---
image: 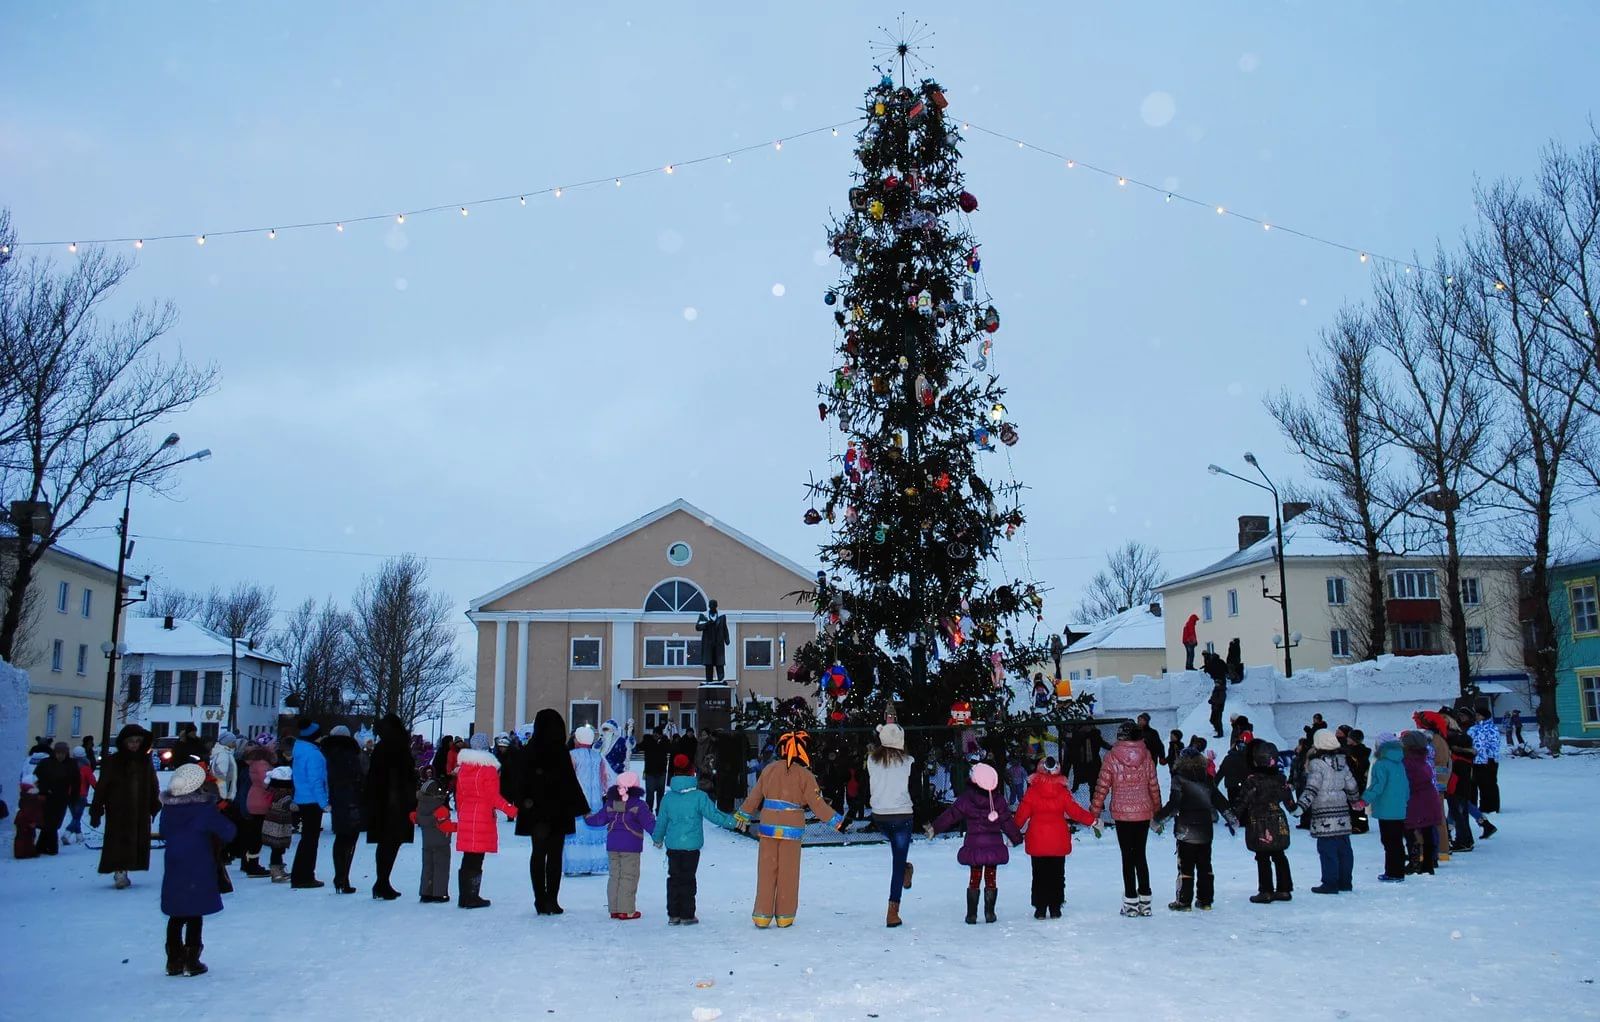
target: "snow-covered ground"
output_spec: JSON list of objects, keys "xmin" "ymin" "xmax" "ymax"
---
[{"xmin": 4, "ymin": 754, "xmax": 1597, "ymax": 1021}]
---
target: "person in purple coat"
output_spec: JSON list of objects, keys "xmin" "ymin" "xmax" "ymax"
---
[
  {"xmin": 1401, "ymin": 731, "xmax": 1443, "ymax": 875},
  {"xmin": 585, "ymin": 770, "xmax": 656, "ymax": 919},
  {"xmin": 159, "ymin": 764, "xmax": 238, "ymax": 978},
  {"xmin": 925, "ymin": 762, "xmax": 1023, "ymax": 924}
]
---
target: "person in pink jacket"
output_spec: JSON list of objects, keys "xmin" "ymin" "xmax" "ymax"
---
[
  {"xmin": 1090, "ymin": 722, "xmax": 1163, "ymax": 917},
  {"xmin": 453, "ymin": 733, "xmax": 517, "ymax": 909}
]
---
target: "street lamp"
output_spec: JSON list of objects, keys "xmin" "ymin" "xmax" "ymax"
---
[
  {"xmin": 101, "ymin": 437, "xmax": 212, "ymax": 749},
  {"xmin": 1207, "ymin": 453, "xmax": 1295, "ymax": 678}
]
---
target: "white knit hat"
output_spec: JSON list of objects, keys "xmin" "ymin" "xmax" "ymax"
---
[
  {"xmin": 169, "ymin": 763, "xmax": 206, "ymax": 797},
  {"xmin": 876, "ymin": 723, "xmax": 906, "ymax": 751},
  {"xmin": 574, "ymin": 725, "xmax": 596, "ymax": 746}
]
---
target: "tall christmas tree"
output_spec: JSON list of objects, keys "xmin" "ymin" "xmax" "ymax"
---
[{"xmin": 787, "ymin": 60, "xmax": 1050, "ymax": 734}]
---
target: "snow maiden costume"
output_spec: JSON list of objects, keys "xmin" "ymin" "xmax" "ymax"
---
[
  {"xmin": 565, "ymin": 725, "xmax": 611, "ymax": 876},
  {"xmin": 735, "ymin": 730, "xmax": 841, "ymax": 928}
]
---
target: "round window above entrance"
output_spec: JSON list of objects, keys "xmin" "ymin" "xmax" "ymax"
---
[{"xmin": 666, "ymin": 541, "xmax": 692, "ymax": 566}]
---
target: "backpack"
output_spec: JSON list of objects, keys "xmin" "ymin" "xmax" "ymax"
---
[{"xmin": 1248, "ymin": 802, "xmax": 1291, "ymax": 853}]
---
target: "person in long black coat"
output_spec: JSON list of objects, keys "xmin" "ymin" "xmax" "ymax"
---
[
  {"xmin": 91, "ymin": 724, "xmax": 161, "ymax": 886},
  {"xmin": 321, "ymin": 726, "xmax": 365, "ymax": 894},
  {"xmin": 362, "ymin": 713, "xmax": 418, "ymax": 900},
  {"xmin": 33, "ymin": 742, "xmax": 80, "ymax": 855},
  {"xmin": 513, "ymin": 708, "xmax": 590, "ymax": 914}
]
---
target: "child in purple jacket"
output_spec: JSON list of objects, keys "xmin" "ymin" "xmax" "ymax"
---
[
  {"xmin": 1401, "ymin": 731, "xmax": 1443, "ymax": 875},
  {"xmin": 585, "ymin": 770, "xmax": 656, "ymax": 919},
  {"xmin": 925, "ymin": 763, "xmax": 1024, "ymax": 924}
]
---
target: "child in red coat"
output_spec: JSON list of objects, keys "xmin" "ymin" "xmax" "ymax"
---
[
  {"xmin": 1013, "ymin": 757, "xmax": 1099, "ymax": 919},
  {"xmin": 453, "ymin": 734, "xmax": 517, "ymax": 909}
]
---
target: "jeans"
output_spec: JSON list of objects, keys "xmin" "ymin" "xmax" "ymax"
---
[
  {"xmin": 291, "ymin": 805, "xmax": 323, "ymax": 883},
  {"xmin": 666, "ymin": 849, "xmax": 701, "ymax": 919},
  {"xmin": 1115, "ymin": 820, "xmax": 1151, "ymax": 898},
  {"xmin": 1378, "ymin": 819, "xmax": 1408, "ymax": 878},
  {"xmin": 1184, "ymin": 642, "xmax": 1196, "ymax": 671},
  {"xmin": 1315, "ymin": 834, "xmax": 1353, "ymax": 890},
  {"xmin": 645, "ymin": 773, "xmax": 666, "ymax": 814},
  {"xmin": 67, "ymin": 797, "xmax": 87, "ymax": 833},
  {"xmin": 877, "ymin": 815, "xmax": 914, "ymax": 904}
]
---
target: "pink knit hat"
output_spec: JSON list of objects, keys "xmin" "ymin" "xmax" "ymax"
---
[
  {"xmin": 617, "ymin": 770, "xmax": 639, "ymax": 801},
  {"xmin": 969, "ymin": 763, "xmax": 1001, "ymax": 822}
]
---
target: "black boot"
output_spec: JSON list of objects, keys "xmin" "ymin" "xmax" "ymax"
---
[
  {"xmin": 183, "ymin": 945, "xmax": 208, "ymax": 977},
  {"xmin": 964, "ymin": 888, "xmax": 980, "ymax": 925},
  {"xmin": 1169, "ymin": 874, "xmax": 1194, "ymax": 911},
  {"xmin": 165, "ymin": 938, "xmax": 184, "ymax": 977},
  {"xmin": 458, "ymin": 867, "xmax": 489, "ymax": 909},
  {"xmin": 983, "ymin": 888, "xmax": 998, "ymax": 924},
  {"xmin": 1480, "ymin": 819, "xmax": 1497, "ymax": 840},
  {"xmin": 1197, "ymin": 871, "xmax": 1215, "ymax": 910}
]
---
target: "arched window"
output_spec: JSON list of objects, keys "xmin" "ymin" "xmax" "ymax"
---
[{"xmin": 644, "ymin": 578, "xmax": 708, "ymax": 614}]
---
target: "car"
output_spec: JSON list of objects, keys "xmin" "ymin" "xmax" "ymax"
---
[{"xmin": 152, "ymin": 736, "xmax": 181, "ymax": 771}]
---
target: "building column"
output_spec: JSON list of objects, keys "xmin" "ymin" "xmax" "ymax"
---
[
  {"xmin": 492, "ymin": 620, "xmax": 507, "ymax": 735},
  {"xmin": 611, "ymin": 620, "xmax": 635, "ymax": 727},
  {"xmin": 515, "ymin": 618, "xmax": 529, "ymax": 731}
]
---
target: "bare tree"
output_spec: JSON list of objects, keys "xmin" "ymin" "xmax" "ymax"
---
[
  {"xmin": 201, "ymin": 582, "xmax": 276, "ymax": 644},
  {"xmin": 1467, "ymin": 172, "xmax": 1598, "ymax": 751},
  {"xmin": 1268, "ymin": 308, "xmax": 1410, "ymax": 659},
  {"xmin": 279, "ymin": 596, "xmax": 354, "ymax": 720},
  {"xmin": 141, "ymin": 586, "xmax": 205, "ymax": 622},
  {"xmin": 1075, "ymin": 541, "xmax": 1165, "ymax": 623},
  {"xmin": 1369, "ymin": 257, "xmax": 1504, "ymax": 696},
  {"xmin": 0, "ymin": 225, "xmax": 218, "ymax": 660},
  {"xmin": 348, "ymin": 556, "xmax": 462, "ymax": 730}
]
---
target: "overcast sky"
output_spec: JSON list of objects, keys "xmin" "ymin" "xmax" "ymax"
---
[{"xmin": 5, "ymin": 3, "xmax": 1598, "ymax": 724}]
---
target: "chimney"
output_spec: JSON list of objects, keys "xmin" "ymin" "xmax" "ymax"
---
[
  {"xmin": 1282, "ymin": 501, "xmax": 1312, "ymax": 524},
  {"xmin": 1237, "ymin": 515, "xmax": 1270, "ymax": 551},
  {"xmin": 1148, "ymin": 602, "xmax": 1162, "ymax": 617},
  {"xmin": 163, "ymin": 615, "xmax": 175, "ymax": 630}
]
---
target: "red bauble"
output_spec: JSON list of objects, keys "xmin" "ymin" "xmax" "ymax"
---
[{"xmin": 958, "ymin": 191, "xmax": 979, "ymax": 213}]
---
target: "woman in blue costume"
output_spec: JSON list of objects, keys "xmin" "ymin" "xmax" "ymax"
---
[{"xmin": 565, "ymin": 724, "xmax": 610, "ymax": 876}]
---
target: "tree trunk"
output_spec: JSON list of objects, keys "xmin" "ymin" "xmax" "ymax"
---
[
  {"xmin": 0, "ymin": 532, "xmax": 40, "ymax": 662},
  {"xmin": 1441, "ymin": 504, "xmax": 1472, "ymax": 698},
  {"xmin": 1363, "ymin": 536, "xmax": 1387, "ymax": 660},
  {"xmin": 1527, "ymin": 536, "xmax": 1562, "ymax": 753}
]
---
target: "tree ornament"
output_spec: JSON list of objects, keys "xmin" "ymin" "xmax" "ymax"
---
[
  {"xmin": 948, "ymin": 701, "xmax": 973, "ymax": 726},
  {"xmin": 897, "ymin": 355, "xmax": 909, "ymax": 369},
  {"xmin": 824, "ymin": 290, "xmax": 838, "ymax": 306},
  {"xmin": 873, "ymin": 523, "xmax": 889, "ymax": 544},
  {"xmin": 935, "ymin": 471, "xmax": 951, "ymax": 491},
  {"xmin": 903, "ymin": 486, "xmax": 919, "ymax": 498},
  {"xmin": 907, "ymin": 99, "xmax": 926, "ymax": 122},
  {"xmin": 869, "ymin": 199, "xmax": 885, "ymax": 221},
  {"xmin": 817, "ymin": 401, "xmax": 827, "ymax": 421},
  {"xmin": 947, "ymin": 540, "xmax": 970, "ymax": 560},
  {"xmin": 874, "ymin": 99, "xmax": 886, "ymax": 116},
  {"xmin": 990, "ymin": 649, "xmax": 1006, "ymax": 689},
  {"xmin": 999, "ymin": 423, "xmax": 1019, "ymax": 447},
  {"xmin": 963, "ymin": 281, "xmax": 974, "ymax": 301},
  {"xmin": 884, "ymin": 174, "xmax": 899, "ymax": 190},
  {"xmin": 914, "ymin": 373, "xmax": 934, "ymax": 406},
  {"xmin": 989, "ymin": 401, "xmax": 1007, "ymax": 423},
  {"xmin": 857, "ymin": 450, "xmax": 872, "ymax": 475},
  {"xmin": 958, "ymin": 191, "xmax": 979, "ymax": 213},
  {"xmin": 967, "ymin": 247, "xmax": 981, "ymax": 273},
  {"xmin": 925, "ymin": 86, "xmax": 948, "ymax": 110},
  {"xmin": 804, "ymin": 508, "xmax": 822, "ymax": 525},
  {"xmin": 834, "ymin": 368, "xmax": 851, "ymax": 393},
  {"xmin": 916, "ymin": 290, "xmax": 933, "ymax": 316},
  {"xmin": 844, "ymin": 442, "xmax": 858, "ymax": 471},
  {"xmin": 983, "ymin": 306, "xmax": 1000, "ymax": 333},
  {"xmin": 849, "ymin": 187, "xmax": 869, "ymax": 212},
  {"xmin": 972, "ymin": 426, "xmax": 994, "ymax": 450},
  {"xmin": 850, "ymin": 305, "xmax": 865, "ymax": 322},
  {"xmin": 871, "ymin": 374, "xmax": 889, "ymax": 395}
]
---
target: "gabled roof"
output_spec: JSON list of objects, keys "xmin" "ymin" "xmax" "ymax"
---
[
  {"xmin": 0, "ymin": 523, "xmax": 119, "ymax": 578},
  {"xmin": 1064, "ymin": 599, "xmax": 1166, "ymax": 654},
  {"xmin": 123, "ymin": 616, "xmax": 290, "ymax": 666},
  {"xmin": 468, "ymin": 498, "xmax": 816, "ymax": 612}
]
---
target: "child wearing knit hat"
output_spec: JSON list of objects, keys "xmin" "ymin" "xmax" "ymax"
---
[
  {"xmin": 585, "ymin": 770, "xmax": 656, "ymax": 919},
  {"xmin": 160, "ymin": 763, "xmax": 236, "ymax": 977},
  {"xmin": 926, "ymin": 762, "xmax": 1024, "ymax": 924},
  {"xmin": 651, "ymin": 754, "xmax": 737, "ymax": 924}
]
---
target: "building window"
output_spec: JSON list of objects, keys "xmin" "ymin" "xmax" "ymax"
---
[
  {"xmin": 76, "ymin": 643, "xmax": 88, "ymax": 675},
  {"xmin": 1204, "ymin": 641, "xmax": 1216, "ymax": 655},
  {"xmin": 1581, "ymin": 672, "xmax": 1600, "ymax": 727},
  {"xmin": 176, "ymin": 670, "xmax": 198, "ymax": 705},
  {"xmin": 1389, "ymin": 569, "xmax": 1438, "ymax": 600},
  {"xmin": 1201, "ymin": 596, "xmax": 1213, "ymax": 622},
  {"xmin": 569, "ymin": 700, "xmax": 601, "ymax": 733},
  {"xmin": 70, "ymin": 705, "xmax": 82, "ymax": 735},
  {"xmin": 51, "ymin": 639, "xmax": 64, "ymax": 672},
  {"xmin": 1327, "ymin": 577, "xmax": 1348, "ymax": 606},
  {"xmin": 1330, "ymin": 628, "xmax": 1351, "ymax": 659},
  {"xmin": 644, "ymin": 636, "xmax": 702, "ymax": 668},
  {"xmin": 1226, "ymin": 589, "xmax": 1239, "ymax": 617},
  {"xmin": 126, "ymin": 673, "xmax": 142, "ymax": 703},
  {"xmin": 81, "ymin": 587, "xmax": 93, "ymax": 618},
  {"xmin": 152, "ymin": 670, "xmax": 173, "ymax": 705},
  {"xmin": 1068, "ymin": 671, "xmax": 1080, "ymax": 681},
  {"xmin": 45, "ymin": 704, "xmax": 57, "ymax": 736},
  {"xmin": 1084, "ymin": 668, "xmax": 1092, "ymax": 679},
  {"xmin": 57, "ymin": 580, "xmax": 69, "ymax": 613},
  {"xmin": 1461, "ymin": 577, "xmax": 1481, "ymax": 607},
  {"xmin": 1393, "ymin": 623, "xmax": 1435, "ymax": 653},
  {"xmin": 150, "ymin": 721, "xmax": 170, "ymax": 739},
  {"xmin": 744, "ymin": 637, "xmax": 773, "ymax": 669},
  {"xmin": 570, "ymin": 637, "xmax": 602, "ymax": 670},
  {"xmin": 666, "ymin": 542, "xmax": 693, "ymax": 567},
  {"xmin": 200, "ymin": 722, "xmax": 220, "ymax": 742},
  {"xmin": 1570, "ymin": 579, "xmax": 1599, "ymax": 637},
  {"xmin": 1465, "ymin": 627, "xmax": 1487, "ymax": 655},
  {"xmin": 644, "ymin": 579, "xmax": 708, "ymax": 614},
  {"xmin": 202, "ymin": 671, "xmax": 224, "ymax": 706}
]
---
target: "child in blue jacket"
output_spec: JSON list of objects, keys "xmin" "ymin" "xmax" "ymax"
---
[{"xmin": 651, "ymin": 754, "xmax": 737, "ymax": 924}]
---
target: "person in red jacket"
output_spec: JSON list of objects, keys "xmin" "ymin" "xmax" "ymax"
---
[
  {"xmin": 1091, "ymin": 722, "xmax": 1164, "ymax": 917},
  {"xmin": 1013, "ymin": 757, "xmax": 1099, "ymax": 919},
  {"xmin": 453, "ymin": 733, "xmax": 517, "ymax": 909},
  {"xmin": 1181, "ymin": 614, "xmax": 1200, "ymax": 671}
]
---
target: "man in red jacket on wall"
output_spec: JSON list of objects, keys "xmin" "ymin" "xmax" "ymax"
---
[{"xmin": 1182, "ymin": 614, "xmax": 1200, "ymax": 671}]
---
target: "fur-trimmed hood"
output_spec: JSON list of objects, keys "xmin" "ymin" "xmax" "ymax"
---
[
  {"xmin": 456, "ymin": 749, "xmax": 500, "ymax": 770},
  {"xmin": 161, "ymin": 789, "xmax": 217, "ymax": 807}
]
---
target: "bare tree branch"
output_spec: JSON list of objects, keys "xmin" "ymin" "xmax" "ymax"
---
[
  {"xmin": 347, "ymin": 556, "xmax": 462, "ymax": 731},
  {"xmin": 1075, "ymin": 541, "xmax": 1164, "ymax": 623}
]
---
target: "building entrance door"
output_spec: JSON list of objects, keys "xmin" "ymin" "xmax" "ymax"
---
[
  {"xmin": 643, "ymin": 705, "xmax": 671, "ymax": 734},
  {"xmin": 677, "ymin": 707, "xmax": 697, "ymax": 735}
]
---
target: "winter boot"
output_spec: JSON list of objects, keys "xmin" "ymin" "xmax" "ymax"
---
[
  {"xmin": 964, "ymin": 888, "xmax": 980, "ymax": 925},
  {"xmin": 183, "ymin": 945, "xmax": 207, "ymax": 977},
  {"xmin": 1197, "ymin": 871, "xmax": 1215, "ymax": 910},
  {"xmin": 983, "ymin": 888, "xmax": 998, "ymax": 924},
  {"xmin": 1169, "ymin": 874, "xmax": 1194, "ymax": 911},
  {"xmin": 165, "ymin": 938, "xmax": 184, "ymax": 977},
  {"xmin": 1120, "ymin": 897, "xmax": 1140, "ymax": 917},
  {"xmin": 1249, "ymin": 892, "xmax": 1275, "ymax": 904},
  {"xmin": 1137, "ymin": 896, "xmax": 1152, "ymax": 917},
  {"xmin": 269, "ymin": 863, "xmax": 288, "ymax": 883},
  {"xmin": 458, "ymin": 868, "xmax": 489, "ymax": 909},
  {"xmin": 241, "ymin": 855, "xmax": 270, "ymax": 878},
  {"xmin": 902, "ymin": 861, "xmax": 914, "ymax": 890},
  {"xmin": 1034, "ymin": 905, "xmax": 1047, "ymax": 919},
  {"xmin": 1480, "ymin": 820, "xmax": 1497, "ymax": 840},
  {"xmin": 886, "ymin": 901, "xmax": 902, "ymax": 928},
  {"xmin": 114, "ymin": 870, "xmax": 131, "ymax": 889},
  {"xmin": 1048, "ymin": 904, "xmax": 1062, "ymax": 919}
]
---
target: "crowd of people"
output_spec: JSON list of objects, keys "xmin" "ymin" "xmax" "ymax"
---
[{"xmin": 7, "ymin": 696, "xmax": 1512, "ymax": 974}]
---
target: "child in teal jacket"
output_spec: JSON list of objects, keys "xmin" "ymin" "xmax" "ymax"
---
[
  {"xmin": 1361, "ymin": 734, "xmax": 1411, "ymax": 883},
  {"xmin": 651, "ymin": 754, "xmax": 737, "ymax": 924}
]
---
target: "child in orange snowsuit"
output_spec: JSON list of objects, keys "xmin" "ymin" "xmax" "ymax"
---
[{"xmin": 735, "ymin": 730, "xmax": 840, "ymax": 928}]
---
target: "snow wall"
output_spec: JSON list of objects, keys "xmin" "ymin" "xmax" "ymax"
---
[
  {"xmin": 1, "ymin": 658, "xmax": 29, "ymax": 787},
  {"xmin": 1076, "ymin": 654, "xmax": 1459, "ymax": 742}
]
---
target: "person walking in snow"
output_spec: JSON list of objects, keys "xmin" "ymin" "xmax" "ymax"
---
[
  {"xmin": 453, "ymin": 732, "xmax": 517, "ymax": 908},
  {"xmin": 65, "ymin": 745, "xmax": 96, "ymax": 843},
  {"xmin": 1153, "ymin": 748, "xmax": 1237, "ymax": 911},
  {"xmin": 652, "ymin": 753, "xmax": 737, "ymax": 925},
  {"xmin": 864, "ymin": 724, "xmax": 917, "ymax": 928},
  {"xmin": 1300, "ymin": 729, "xmax": 1359, "ymax": 894},
  {"xmin": 1238, "ymin": 739, "xmax": 1296, "ymax": 904},
  {"xmin": 1014, "ymin": 756, "xmax": 1099, "ymax": 919},
  {"xmin": 1090, "ymin": 722, "xmax": 1163, "ymax": 918},
  {"xmin": 289, "ymin": 719, "xmax": 329, "ymax": 889},
  {"xmin": 514, "ymin": 708, "xmax": 592, "ymax": 915},
  {"xmin": 33, "ymin": 742, "xmax": 79, "ymax": 855},
  {"xmin": 321, "ymin": 725, "xmax": 365, "ymax": 895},
  {"xmin": 1401, "ymin": 730, "xmax": 1442, "ymax": 875},
  {"xmin": 362, "ymin": 713, "xmax": 418, "ymax": 901},
  {"xmin": 1469, "ymin": 707, "xmax": 1503, "ymax": 816},
  {"xmin": 1362, "ymin": 732, "xmax": 1411, "ymax": 883},
  {"xmin": 586, "ymin": 769, "xmax": 655, "ymax": 919},
  {"xmin": 159, "ymin": 763, "xmax": 236, "ymax": 977},
  {"xmin": 927, "ymin": 761, "xmax": 1023, "ymax": 924},
  {"xmin": 1067, "ymin": 724, "xmax": 1109, "ymax": 800},
  {"xmin": 91, "ymin": 724, "xmax": 161, "ymax": 888}
]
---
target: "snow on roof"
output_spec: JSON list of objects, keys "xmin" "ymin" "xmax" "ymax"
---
[
  {"xmin": 1064, "ymin": 599, "xmax": 1165, "ymax": 654},
  {"xmin": 0, "ymin": 523, "xmax": 119, "ymax": 577},
  {"xmin": 123, "ymin": 616, "xmax": 289, "ymax": 666}
]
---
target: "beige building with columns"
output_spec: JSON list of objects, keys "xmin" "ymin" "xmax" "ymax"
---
[{"xmin": 467, "ymin": 500, "xmax": 820, "ymax": 737}]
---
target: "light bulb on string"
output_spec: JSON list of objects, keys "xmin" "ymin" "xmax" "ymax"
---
[
  {"xmin": 1165, "ymin": 193, "xmax": 1173, "ymax": 203},
  {"xmin": 614, "ymin": 178, "xmax": 622, "ymax": 187},
  {"xmin": 1359, "ymin": 252, "xmax": 1368, "ymax": 263},
  {"xmin": 1017, "ymin": 141, "xmax": 1024, "ymax": 149},
  {"xmin": 519, "ymin": 196, "xmax": 526, "ymax": 206},
  {"xmin": 990, "ymin": 401, "xmax": 1007, "ymax": 423},
  {"xmin": 1065, "ymin": 159, "xmax": 1075, "ymax": 169},
  {"xmin": 68, "ymin": 242, "xmax": 77, "ymax": 253},
  {"xmin": 268, "ymin": 229, "xmax": 277, "ymax": 240},
  {"xmin": 774, "ymin": 139, "xmax": 783, "ymax": 151},
  {"xmin": 395, "ymin": 214, "xmax": 405, "ymax": 224},
  {"xmin": 460, "ymin": 207, "xmax": 468, "ymax": 217},
  {"xmin": 831, "ymin": 128, "xmax": 838, "ymax": 136},
  {"xmin": 554, "ymin": 187, "xmax": 562, "ymax": 198},
  {"xmin": 1216, "ymin": 206, "xmax": 1225, "ymax": 215},
  {"xmin": 1262, "ymin": 223, "xmax": 1271, "ymax": 231},
  {"xmin": 1117, "ymin": 177, "xmax": 1127, "ymax": 187},
  {"xmin": 196, "ymin": 235, "xmax": 205, "ymax": 246},
  {"xmin": 335, "ymin": 223, "xmax": 344, "ymax": 232},
  {"xmin": 135, "ymin": 239, "xmax": 143, "ymax": 249},
  {"xmin": 664, "ymin": 165, "xmax": 674, "ymax": 174}
]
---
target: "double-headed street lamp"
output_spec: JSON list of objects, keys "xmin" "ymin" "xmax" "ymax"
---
[
  {"xmin": 1208, "ymin": 453, "xmax": 1296, "ymax": 678},
  {"xmin": 100, "ymin": 435, "xmax": 212, "ymax": 749}
]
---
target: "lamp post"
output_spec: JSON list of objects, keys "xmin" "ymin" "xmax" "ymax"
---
[
  {"xmin": 1208, "ymin": 453, "xmax": 1294, "ymax": 678},
  {"xmin": 100, "ymin": 436, "xmax": 212, "ymax": 750}
]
